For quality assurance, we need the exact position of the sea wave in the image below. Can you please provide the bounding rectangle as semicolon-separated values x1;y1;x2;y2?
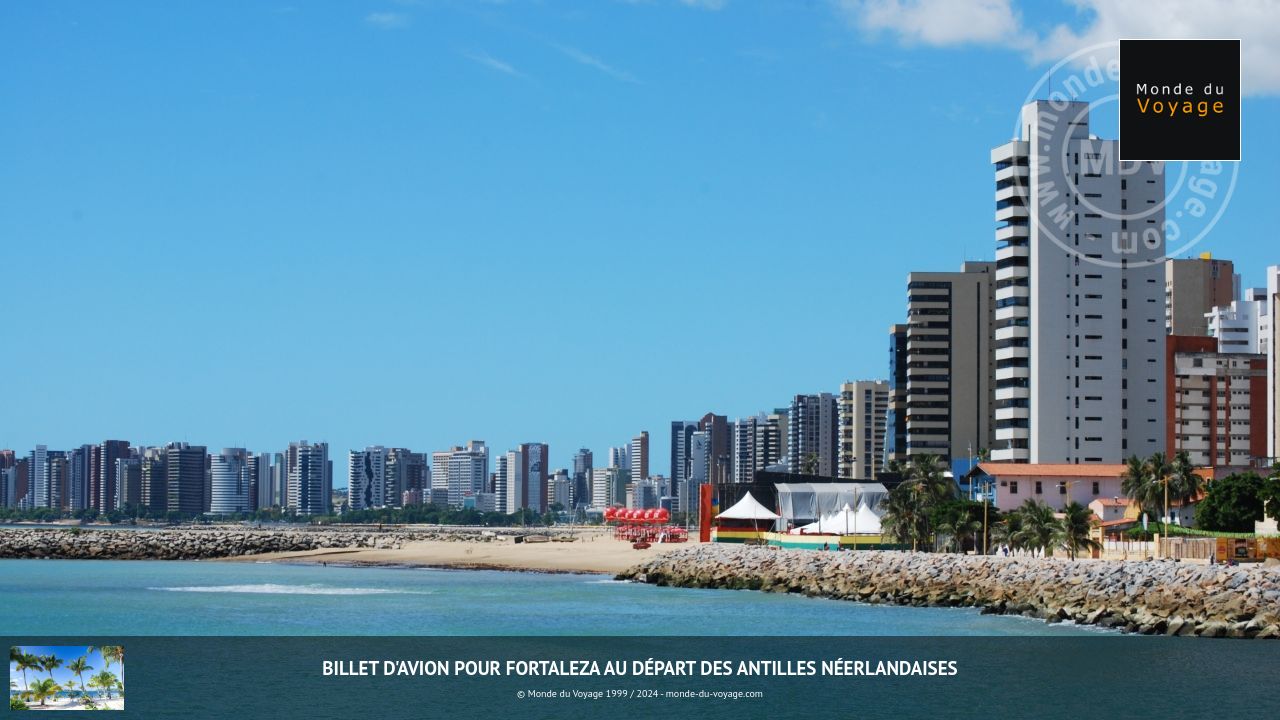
148;583;431;596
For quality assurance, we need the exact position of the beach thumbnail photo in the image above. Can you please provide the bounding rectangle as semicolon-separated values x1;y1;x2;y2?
9;646;123;711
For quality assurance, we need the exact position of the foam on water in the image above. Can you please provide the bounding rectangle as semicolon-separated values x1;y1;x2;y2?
149;583;432;596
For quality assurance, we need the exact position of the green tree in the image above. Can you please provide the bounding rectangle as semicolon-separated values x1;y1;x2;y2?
12;649;40;698
1055;501;1101;560
88;671;118;701
26;678;62;707
1196;472;1265;532
1011;499;1058;556
66;656;93;700
39;654;63;683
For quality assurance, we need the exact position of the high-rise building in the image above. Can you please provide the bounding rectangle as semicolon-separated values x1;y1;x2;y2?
1166;256;1238;336
348;446;389;511
608;446;629;474
117;456;143;509
839;380;889;480
0;450;14;508
990;100;1165;463
1206;288;1270;355
669;421;699;491
30;446;52;509
432;441;489;509
630;432;649;484
733;414;784;483
902;262;996;466
501;443;547;512
387;448;428;506
97;440;130;512
549;468;572;509
67;445;94;511
287;441;331;515
590;467;615;508
570;448;592;509
698;413;733;484
141;446;168;514
492;454;509;512
788;394;837;476
1268;266;1280;458
683;430;710;515
1166;335;1267;467
884;324;909;467
210;448;252;514
167;443;209;515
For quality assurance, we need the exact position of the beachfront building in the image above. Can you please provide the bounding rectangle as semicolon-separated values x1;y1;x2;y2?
1166;336;1268;468
347;446;389;511
1271;266;1280;458
733;413;785;483
630;431;649;486
1206;287;1270;355
167;443;209;515
884;324;909;467
669;420;699;495
497;443;547;513
210;447;252;514
286;441;332;516
901;262;996;468
990;100;1166;464
571;448;592;509
838;380;889;480
968;462;1214;514
432;441;489;510
789;393;838;476
96;439;131;512
1166;255;1237;336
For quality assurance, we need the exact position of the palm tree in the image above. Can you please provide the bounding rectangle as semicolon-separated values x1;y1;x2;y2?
40;654;63;683
1165;450;1203;524
26;678;62;707
88;671;118;701
990;509;1024;554
937;504;982;553
1012;499;1058;556
13;651;40;698
885;453;957;548
91;646;124;694
1055;501;1101;560
66;656;92;700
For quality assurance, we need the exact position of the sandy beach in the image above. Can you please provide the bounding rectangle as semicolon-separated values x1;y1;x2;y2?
23;696;124;711
226;530;691;574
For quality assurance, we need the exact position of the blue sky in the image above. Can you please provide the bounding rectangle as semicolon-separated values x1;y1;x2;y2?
2;1;1278;483
9;646;119;692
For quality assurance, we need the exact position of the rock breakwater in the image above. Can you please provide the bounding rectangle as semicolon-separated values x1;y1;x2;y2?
618;544;1280;639
0;527;498;561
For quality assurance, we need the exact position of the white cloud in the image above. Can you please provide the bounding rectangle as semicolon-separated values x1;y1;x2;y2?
555;44;640;83
464;51;524;77
365;12;410;30
838;0;1025;47
1032;0;1280;96
837;0;1280;96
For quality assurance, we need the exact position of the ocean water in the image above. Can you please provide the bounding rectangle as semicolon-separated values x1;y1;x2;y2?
0;559;1099;636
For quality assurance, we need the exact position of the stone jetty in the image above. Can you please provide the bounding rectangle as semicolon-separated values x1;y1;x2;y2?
618;544;1280;639
0;526;508;561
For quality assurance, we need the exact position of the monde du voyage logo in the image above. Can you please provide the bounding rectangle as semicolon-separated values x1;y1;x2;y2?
1120;39;1241;161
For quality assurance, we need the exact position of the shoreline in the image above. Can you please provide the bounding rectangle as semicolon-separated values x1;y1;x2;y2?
620;544;1280;639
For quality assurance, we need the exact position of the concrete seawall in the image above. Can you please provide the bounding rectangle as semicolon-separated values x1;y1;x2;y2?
617;544;1280;638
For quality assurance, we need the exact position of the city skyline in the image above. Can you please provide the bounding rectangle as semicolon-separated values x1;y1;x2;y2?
3;1;1278;481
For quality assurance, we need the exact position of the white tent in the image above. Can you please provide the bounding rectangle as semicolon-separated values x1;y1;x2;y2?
716;491;781;521
775;483;887;523
789;502;882;535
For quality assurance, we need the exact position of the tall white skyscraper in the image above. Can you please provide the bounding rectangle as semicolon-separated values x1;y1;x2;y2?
210;448;252;514
990;100;1166;464
432;441;489;509
287;441;331;515
348;446;388;511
